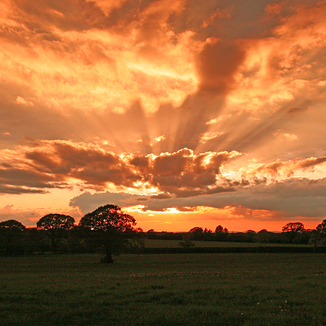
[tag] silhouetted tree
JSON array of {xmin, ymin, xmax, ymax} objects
[
  {"xmin": 37, "ymin": 214, "xmax": 75, "ymax": 252},
  {"xmin": 282, "ymin": 222, "xmax": 305, "ymax": 243},
  {"xmin": 0, "ymin": 220, "xmax": 25, "ymax": 255},
  {"xmin": 189, "ymin": 227, "xmax": 204, "ymax": 240},
  {"xmin": 202, "ymin": 228, "xmax": 214, "ymax": 241},
  {"xmin": 79, "ymin": 204, "xmax": 137, "ymax": 263},
  {"xmin": 309, "ymin": 230, "xmax": 323, "ymax": 249},
  {"xmin": 215, "ymin": 225, "xmax": 228, "ymax": 241},
  {"xmin": 316, "ymin": 219, "xmax": 326, "ymax": 236},
  {"xmin": 245, "ymin": 230, "xmax": 256, "ymax": 243},
  {"xmin": 310, "ymin": 219, "xmax": 326, "ymax": 248},
  {"xmin": 0, "ymin": 220, "xmax": 25, "ymax": 231},
  {"xmin": 24, "ymin": 228, "xmax": 48, "ymax": 254},
  {"xmin": 257, "ymin": 229, "xmax": 271, "ymax": 245},
  {"xmin": 215, "ymin": 225, "xmax": 228, "ymax": 233},
  {"xmin": 282, "ymin": 222, "xmax": 305, "ymax": 233},
  {"xmin": 146, "ymin": 229, "xmax": 158, "ymax": 239}
]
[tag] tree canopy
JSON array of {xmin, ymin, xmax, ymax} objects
[
  {"xmin": 36, "ymin": 214, "xmax": 75, "ymax": 252},
  {"xmin": 282, "ymin": 222, "xmax": 305, "ymax": 233},
  {"xmin": 79, "ymin": 204, "xmax": 136, "ymax": 232},
  {"xmin": 79, "ymin": 204, "xmax": 137, "ymax": 263},
  {"xmin": 316, "ymin": 219, "xmax": 326, "ymax": 235},
  {"xmin": 215, "ymin": 225, "xmax": 228, "ymax": 233},
  {"xmin": 0, "ymin": 219, "xmax": 25, "ymax": 231},
  {"xmin": 37, "ymin": 214, "xmax": 75, "ymax": 230},
  {"xmin": 0, "ymin": 219, "xmax": 26, "ymax": 255}
]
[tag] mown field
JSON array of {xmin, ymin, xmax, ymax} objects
[{"xmin": 1, "ymin": 253, "xmax": 325, "ymax": 325}]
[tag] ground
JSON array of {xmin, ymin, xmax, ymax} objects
[{"xmin": 0, "ymin": 253, "xmax": 325, "ymax": 325}]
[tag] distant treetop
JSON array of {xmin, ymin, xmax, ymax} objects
[
  {"xmin": 282, "ymin": 222, "xmax": 305, "ymax": 233},
  {"xmin": 0, "ymin": 219, "xmax": 25, "ymax": 231},
  {"xmin": 37, "ymin": 214, "xmax": 75, "ymax": 230}
]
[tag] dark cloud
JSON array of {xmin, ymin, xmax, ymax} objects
[
  {"xmin": 153, "ymin": 148, "xmax": 192, "ymax": 175},
  {"xmin": 297, "ymin": 156, "xmax": 326, "ymax": 169},
  {"xmin": 250, "ymin": 178, "xmax": 326, "ymax": 198},
  {"xmin": 0, "ymin": 167, "xmax": 60, "ymax": 189},
  {"xmin": 287, "ymin": 107, "xmax": 307, "ymax": 115},
  {"xmin": 69, "ymin": 191, "xmax": 140, "ymax": 214},
  {"xmin": 129, "ymin": 155, "xmax": 149, "ymax": 170},
  {"xmin": 1, "ymin": 140, "xmax": 240, "ymax": 194},
  {"xmin": 255, "ymin": 162, "xmax": 284, "ymax": 177},
  {"xmin": 0, "ymin": 185, "xmax": 47, "ymax": 195},
  {"xmin": 206, "ymin": 185, "xmax": 236, "ymax": 195},
  {"xmin": 25, "ymin": 141, "xmax": 142, "ymax": 188},
  {"xmin": 150, "ymin": 149, "xmax": 239, "ymax": 193},
  {"xmin": 196, "ymin": 40, "xmax": 245, "ymax": 95},
  {"xmin": 25, "ymin": 151, "xmax": 61, "ymax": 170}
]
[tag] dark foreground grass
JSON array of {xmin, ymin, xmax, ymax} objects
[{"xmin": 0, "ymin": 253, "xmax": 325, "ymax": 325}]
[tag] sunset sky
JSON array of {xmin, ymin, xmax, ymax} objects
[{"xmin": 1, "ymin": 0, "xmax": 326, "ymax": 232}]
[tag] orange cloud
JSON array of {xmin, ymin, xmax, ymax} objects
[
  {"xmin": 0, "ymin": 0, "xmax": 199, "ymax": 114},
  {"xmin": 227, "ymin": 1, "xmax": 326, "ymax": 116},
  {"xmin": 240, "ymin": 156, "xmax": 326, "ymax": 181},
  {"xmin": 1, "ymin": 1, "xmax": 326, "ymax": 231},
  {"xmin": 0, "ymin": 140, "xmax": 241, "ymax": 195}
]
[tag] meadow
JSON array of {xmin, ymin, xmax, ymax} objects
[{"xmin": 0, "ymin": 253, "xmax": 325, "ymax": 325}]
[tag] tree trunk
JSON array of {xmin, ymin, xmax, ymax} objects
[
  {"xmin": 101, "ymin": 246, "xmax": 114, "ymax": 263},
  {"xmin": 105, "ymin": 251, "xmax": 114, "ymax": 263}
]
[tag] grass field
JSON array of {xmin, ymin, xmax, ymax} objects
[{"xmin": 1, "ymin": 253, "xmax": 326, "ymax": 325}]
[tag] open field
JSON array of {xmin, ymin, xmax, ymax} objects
[{"xmin": 1, "ymin": 253, "xmax": 326, "ymax": 325}]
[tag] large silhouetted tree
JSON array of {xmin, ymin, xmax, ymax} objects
[
  {"xmin": 37, "ymin": 214, "xmax": 75, "ymax": 252},
  {"xmin": 316, "ymin": 219, "xmax": 326, "ymax": 236},
  {"xmin": 312, "ymin": 219, "xmax": 326, "ymax": 247},
  {"xmin": 79, "ymin": 204, "xmax": 137, "ymax": 263}
]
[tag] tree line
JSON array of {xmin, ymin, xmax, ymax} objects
[
  {"xmin": 0, "ymin": 204, "xmax": 141, "ymax": 262},
  {"xmin": 146, "ymin": 221, "xmax": 326, "ymax": 248},
  {"xmin": 0, "ymin": 203, "xmax": 326, "ymax": 261},
  {"xmin": 179, "ymin": 222, "xmax": 326, "ymax": 247}
]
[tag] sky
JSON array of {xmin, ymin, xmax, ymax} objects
[{"xmin": 1, "ymin": 0, "xmax": 326, "ymax": 232}]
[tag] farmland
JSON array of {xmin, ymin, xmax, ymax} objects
[{"xmin": 1, "ymin": 253, "xmax": 325, "ymax": 325}]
